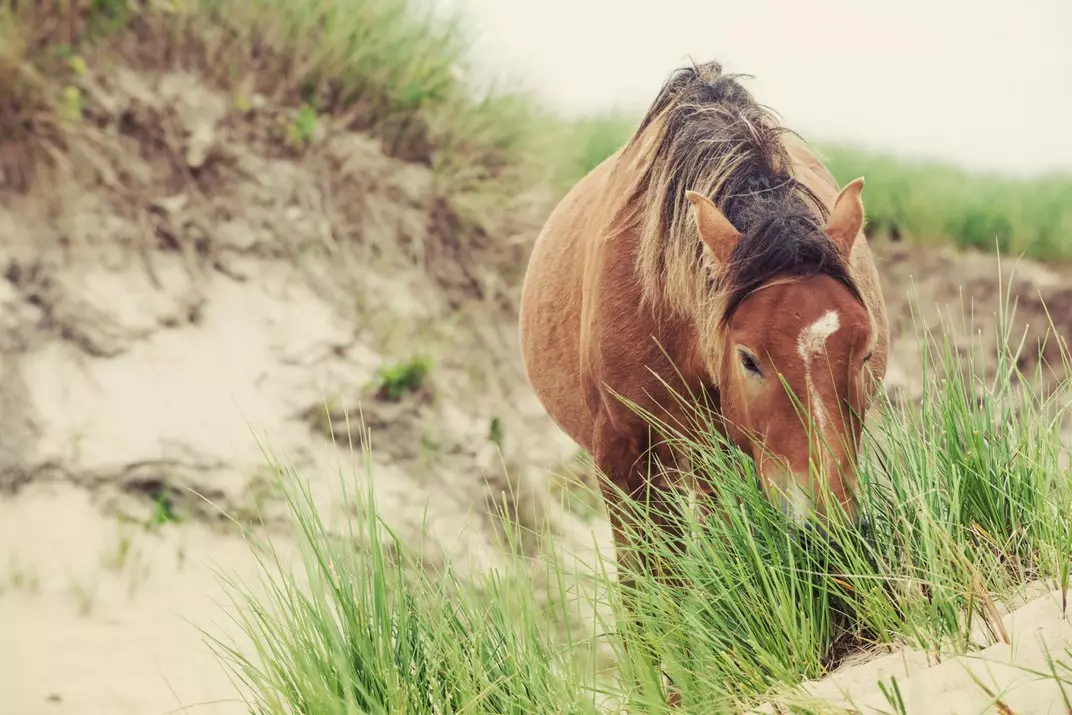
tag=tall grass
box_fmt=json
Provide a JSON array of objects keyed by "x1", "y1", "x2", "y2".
[
  {"x1": 211, "y1": 288, "x2": 1072, "y2": 714},
  {"x1": 207, "y1": 439, "x2": 610, "y2": 715},
  {"x1": 821, "y1": 145, "x2": 1072, "y2": 261},
  {"x1": 607, "y1": 292, "x2": 1072, "y2": 708}
]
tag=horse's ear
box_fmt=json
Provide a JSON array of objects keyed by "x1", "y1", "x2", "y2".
[
  {"x1": 825, "y1": 177, "x2": 866, "y2": 255},
  {"x1": 685, "y1": 190, "x2": 740, "y2": 263}
]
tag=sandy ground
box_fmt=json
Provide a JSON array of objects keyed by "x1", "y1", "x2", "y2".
[
  {"x1": 0, "y1": 487, "x2": 254, "y2": 715},
  {"x1": 3, "y1": 63, "x2": 1072, "y2": 715},
  {"x1": 796, "y1": 584, "x2": 1072, "y2": 713}
]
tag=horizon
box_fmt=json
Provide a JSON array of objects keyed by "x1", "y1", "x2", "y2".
[{"x1": 449, "y1": 0, "x2": 1072, "y2": 178}]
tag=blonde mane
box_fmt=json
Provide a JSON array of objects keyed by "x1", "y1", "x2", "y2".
[{"x1": 614, "y1": 61, "x2": 858, "y2": 371}]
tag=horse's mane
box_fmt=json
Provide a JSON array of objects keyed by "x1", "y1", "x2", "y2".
[{"x1": 620, "y1": 60, "x2": 861, "y2": 346}]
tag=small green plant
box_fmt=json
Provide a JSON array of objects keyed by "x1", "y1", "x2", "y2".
[
  {"x1": 286, "y1": 103, "x2": 318, "y2": 148},
  {"x1": 488, "y1": 416, "x2": 504, "y2": 448},
  {"x1": 150, "y1": 488, "x2": 179, "y2": 526},
  {"x1": 373, "y1": 355, "x2": 431, "y2": 402}
]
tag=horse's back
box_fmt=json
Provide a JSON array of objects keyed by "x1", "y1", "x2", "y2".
[{"x1": 519, "y1": 151, "x2": 621, "y2": 450}]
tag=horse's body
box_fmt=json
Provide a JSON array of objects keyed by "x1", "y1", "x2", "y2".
[{"x1": 519, "y1": 62, "x2": 890, "y2": 576}]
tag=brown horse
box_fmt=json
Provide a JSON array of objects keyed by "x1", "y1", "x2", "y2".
[{"x1": 519, "y1": 61, "x2": 889, "y2": 595}]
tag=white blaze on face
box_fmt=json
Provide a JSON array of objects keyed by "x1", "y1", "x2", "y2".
[{"x1": 796, "y1": 309, "x2": 841, "y2": 439}]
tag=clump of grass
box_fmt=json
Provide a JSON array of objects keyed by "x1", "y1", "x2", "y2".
[
  {"x1": 150, "y1": 488, "x2": 180, "y2": 526},
  {"x1": 211, "y1": 279, "x2": 1072, "y2": 713},
  {"x1": 821, "y1": 145, "x2": 1072, "y2": 260},
  {"x1": 373, "y1": 355, "x2": 431, "y2": 402},
  {"x1": 286, "y1": 102, "x2": 319, "y2": 149},
  {"x1": 488, "y1": 416, "x2": 504, "y2": 448},
  {"x1": 206, "y1": 440, "x2": 607, "y2": 715}
]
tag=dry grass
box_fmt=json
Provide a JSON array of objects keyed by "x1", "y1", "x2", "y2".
[
  {"x1": 0, "y1": 2, "x2": 72, "y2": 190},
  {"x1": 0, "y1": 0, "x2": 547, "y2": 193},
  {"x1": 0, "y1": 0, "x2": 566, "y2": 313}
]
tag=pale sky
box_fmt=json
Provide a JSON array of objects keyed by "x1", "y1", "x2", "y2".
[{"x1": 451, "y1": 0, "x2": 1072, "y2": 176}]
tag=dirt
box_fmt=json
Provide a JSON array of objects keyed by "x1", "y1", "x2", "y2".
[
  {"x1": 874, "y1": 240, "x2": 1072, "y2": 405},
  {"x1": 2, "y1": 62, "x2": 1072, "y2": 715}
]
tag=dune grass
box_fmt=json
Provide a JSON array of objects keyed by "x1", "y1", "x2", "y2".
[
  {"x1": 820, "y1": 146, "x2": 1072, "y2": 262},
  {"x1": 209, "y1": 286, "x2": 1072, "y2": 714},
  {"x1": 0, "y1": 0, "x2": 564, "y2": 210}
]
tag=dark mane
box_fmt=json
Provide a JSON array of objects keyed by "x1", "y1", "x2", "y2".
[{"x1": 624, "y1": 59, "x2": 861, "y2": 323}]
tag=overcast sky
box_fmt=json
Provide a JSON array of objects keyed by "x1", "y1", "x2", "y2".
[{"x1": 451, "y1": 0, "x2": 1072, "y2": 176}]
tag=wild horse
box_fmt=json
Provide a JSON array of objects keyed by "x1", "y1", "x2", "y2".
[{"x1": 519, "y1": 59, "x2": 890, "y2": 702}]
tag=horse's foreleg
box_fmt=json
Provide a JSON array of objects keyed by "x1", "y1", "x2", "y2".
[
  {"x1": 593, "y1": 420, "x2": 686, "y2": 707},
  {"x1": 591, "y1": 424, "x2": 649, "y2": 597}
]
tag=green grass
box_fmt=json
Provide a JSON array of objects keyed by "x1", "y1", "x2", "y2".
[
  {"x1": 541, "y1": 110, "x2": 637, "y2": 193},
  {"x1": 373, "y1": 355, "x2": 432, "y2": 402},
  {"x1": 208, "y1": 440, "x2": 608, "y2": 715},
  {"x1": 209, "y1": 287, "x2": 1072, "y2": 714},
  {"x1": 821, "y1": 145, "x2": 1072, "y2": 261}
]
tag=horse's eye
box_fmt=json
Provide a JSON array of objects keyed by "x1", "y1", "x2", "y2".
[{"x1": 739, "y1": 350, "x2": 762, "y2": 377}]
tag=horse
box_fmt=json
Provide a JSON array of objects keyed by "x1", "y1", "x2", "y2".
[{"x1": 518, "y1": 60, "x2": 890, "y2": 674}]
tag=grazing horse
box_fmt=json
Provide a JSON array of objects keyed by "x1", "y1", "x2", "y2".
[{"x1": 519, "y1": 61, "x2": 890, "y2": 597}]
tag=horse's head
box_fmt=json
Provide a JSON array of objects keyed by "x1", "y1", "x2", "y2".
[{"x1": 685, "y1": 179, "x2": 875, "y2": 527}]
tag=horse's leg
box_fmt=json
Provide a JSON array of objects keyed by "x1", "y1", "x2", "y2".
[
  {"x1": 646, "y1": 438, "x2": 692, "y2": 588},
  {"x1": 643, "y1": 439, "x2": 692, "y2": 708},
  {"x1": 593, "y1": 419, "x2": 686, "y2": 707}
]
